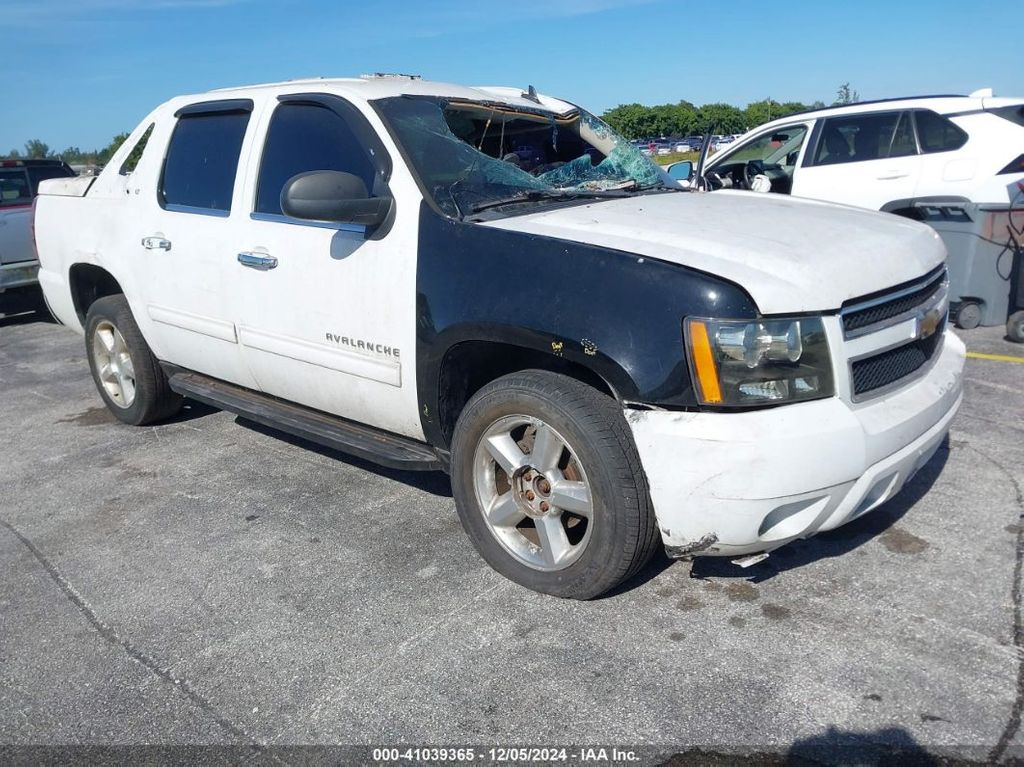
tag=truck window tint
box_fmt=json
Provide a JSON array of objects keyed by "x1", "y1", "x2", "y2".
[
  {"x1": 915, "y1": 110, "x2": 968, "y2": 153},
  {"x1": 255, "y1": 103, "x2": 375, "y2": 216},
  {"x1": 27, "y1": 165, "x2": 75, "y2": 195},
  {"x1": 161, "y1": 111, "x2": 249, "y2": 212},
  {"x1": 119, "y1": 124, "x2": 154, "y2": 175},
  {"x1": 814, "y1": 111, "x2": 914, "y2": 165},
  {"x1": 0, "y1": 169, "x2": 31, "y2": 206}
]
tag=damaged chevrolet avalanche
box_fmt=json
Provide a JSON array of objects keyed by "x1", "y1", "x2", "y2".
[{"x1": 33, "y1": 75, "x2": 964, "y2": 598}]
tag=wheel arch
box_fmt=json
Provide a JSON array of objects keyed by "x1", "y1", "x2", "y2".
[
  {"x1": 427, "y1": 330, "x2": 633, "y2": 450},
  {"x1": 413, "y1": 202, "x2": 759, "y2": 450},
  {"x1": 68, "y1": 263, "x2": 124, "y2": 326}
]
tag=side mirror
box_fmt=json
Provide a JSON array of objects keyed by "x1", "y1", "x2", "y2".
[
  {"x1": 666, "y1": 160, "x2": 693, "y2": 181},
  {"x1": 281, "y1": 170, "x2": 393, "y2": 227}
]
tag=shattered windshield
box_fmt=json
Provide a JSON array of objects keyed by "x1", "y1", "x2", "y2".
[{"x1": 374, "y1": 95, "x2": 673, "y2": 218}]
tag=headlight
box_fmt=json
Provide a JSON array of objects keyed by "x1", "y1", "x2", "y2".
[{"x1": 684, "y1": 316, "x2": 834, "y2": 407}]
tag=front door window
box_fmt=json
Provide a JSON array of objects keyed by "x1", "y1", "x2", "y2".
[{"x1": 709, "y1": 125, "x2": 809, "y2": 194}]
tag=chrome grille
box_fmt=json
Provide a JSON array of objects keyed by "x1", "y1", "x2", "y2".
[
  {"x1": 851, "y1": 319, "x2": 945, "y2": 397},
  {"x1": 841, "y1": 267, "x2": 947, "y2": 338},
  {"x1": 843, "y1": 268, "x2": 950, "y2": 401}
]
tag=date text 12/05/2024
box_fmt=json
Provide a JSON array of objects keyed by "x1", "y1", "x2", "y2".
[{"x1": 371, "y1": 746, "x2": 641, "y2": 762}]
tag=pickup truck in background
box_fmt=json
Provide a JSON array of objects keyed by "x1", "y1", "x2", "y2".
[
  {"x1": 0, "y1": 159, "x2": 76, "y2": 300},
  {"x1": 34, "y1": 76, "x2": 964, "y2": 599}
]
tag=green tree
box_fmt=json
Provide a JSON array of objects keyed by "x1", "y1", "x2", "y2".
[
  {"x1": 24, "y1": 139, "x2": 51, "y2": 159},
  {"x1": 603, "y1": 100, "x2": 698, "y2": 139},
  {"x1": 743, "y1": 99, "x2": 778, "y2": 128},
  {"x1": 654, "y1": 102, "x2": 698, "y2": 137},
  {"x1": 834, "y1": 83, "x2": 860, "y2": 105},
  {"x1": 743, "y1": 99, "x2": 811, "y2": 130},
  {"x1": 602, "y1": 103, "x2": 650, "y2": 139},
  {"x1": 778, "y1": 101, "x2": 810, "y2": 116},
  {"x1": 695, "y1": 103, "x2": 746, "y2": 134},
  {"x1": 98, "y1": 132, "x2": 130, "y2": 164},
  {"x1": 6, "y1": 148, "x2": 21, "y2": 159},
  {"x1": 59, "y1": 146, "x2": 84, "y2": 164}
]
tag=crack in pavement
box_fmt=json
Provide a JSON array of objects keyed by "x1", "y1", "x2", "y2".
[
  {"x1": 0, "y1": 515, "x2": 261, "y2": 750},
  {"x1": 967, "y1": 446, "x2": 1024, "y2": 764}
]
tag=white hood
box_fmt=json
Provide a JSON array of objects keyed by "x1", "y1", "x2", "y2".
[{"x1": 481, "y1": 190, "x2": 946, "y2": 314}]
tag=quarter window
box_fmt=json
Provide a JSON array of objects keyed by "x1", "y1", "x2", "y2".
[
  {"x1": 120, "y1": 124, "x2": 154, "y2": 175},
  {"x1": 914, "y1": 110, "x2": 968, "y2": 153},
  {"x1": 991, "y1": 105, "x2": 1024, "y2": 127},
  {"x1": 255, "y1": 102, "x2": 376, "y2": 216},
  {"x1": 160, "y1": 111, "x2": 250, "y2": 213},
  {"x1": 814, "y1": 111, "x2": 915, "y2": 165}
]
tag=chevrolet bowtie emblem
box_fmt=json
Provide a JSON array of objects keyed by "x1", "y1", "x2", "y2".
[{"x1": 917, "y1": 307, "x2": 942, "y2": 340}]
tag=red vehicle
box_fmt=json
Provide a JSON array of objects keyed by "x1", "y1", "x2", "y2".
[{"x1": 1, "y1": 159, "x2": 76, "y2": 297}]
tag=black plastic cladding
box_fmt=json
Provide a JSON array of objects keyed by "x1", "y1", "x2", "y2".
[{"x1": 414, "y1": 202, "x2": 758, "y2": 448}]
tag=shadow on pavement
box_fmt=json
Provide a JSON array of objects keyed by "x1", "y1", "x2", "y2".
[
  {"x1": 689, "y1": 437, "x2": 951, "y2": 584},
  {"x1": 236, "y1": 417, "x2": 455, "y2": 498},
  {"x1": 662, "y1": 725, "x2": 958, "y2": 765},
  {"x1": 0, "y1": 287, "x2": 57, "y2": 328},
  {"x1": 170, "y1": 399, "x2": 951, "y2": 596},
  {"x1": 161, "y1": 399, "x2": 220, "y2": 425}
]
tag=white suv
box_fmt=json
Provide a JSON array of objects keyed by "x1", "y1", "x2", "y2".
[
  {"x1": 682, "y1": 89, "x2": 1023, "y2": 211},
  {"x1": 671, "y1": 90, "x2": 1024, "y2": 330}
]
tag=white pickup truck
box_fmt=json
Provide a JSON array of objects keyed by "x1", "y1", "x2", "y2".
[
  {"x1": 35, "y1": 76, "x2": 964, "y2": 599},
  {"x1": 0, "y1": 159, "x2": 75, "y2": 299}
]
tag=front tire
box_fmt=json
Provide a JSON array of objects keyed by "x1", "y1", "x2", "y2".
[
  {"x1": 451, "y1": 370, "x2": 659, "y2": 599},
  {"x1": 84, "y1": 295, "x2": 182, "y2": 425}
]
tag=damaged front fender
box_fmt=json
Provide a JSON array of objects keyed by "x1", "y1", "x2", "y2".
[{"x1": 663, "y1": 532, "x2": 719, "y2": 559}]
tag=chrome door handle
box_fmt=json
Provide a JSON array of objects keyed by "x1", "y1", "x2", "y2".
[
  {"x1": 238, "y1": 251, "x2": 278, "y2": 270},
  {"x1": 142, "y1": 236, "x2": 172, "y2": 251}
]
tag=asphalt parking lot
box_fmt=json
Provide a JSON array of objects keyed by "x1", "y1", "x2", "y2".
[{"x1": 1, "y1": 292, "x2": 1023, "y2": 763}]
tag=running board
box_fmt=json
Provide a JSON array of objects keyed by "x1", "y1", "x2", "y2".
[{"x1": 167, "y1": 371, "x2": 443, "y2": 472}]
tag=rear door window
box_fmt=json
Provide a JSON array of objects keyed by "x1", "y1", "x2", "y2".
[
  {"x1": 0, "y1": 169, "x2": 31, "y2": 207},
  {"x1": 255, "y1": 102, "x2": 376, "y2": 216},
  {"x1": 914, "y1": 110, "x2": 969, "y2": 153},
  {"x1": 160, "y1": 110, "x2": 250, "y2": 213},
  {"x1": 814, "y1": 111, "x2": 916, "y2": 165}
]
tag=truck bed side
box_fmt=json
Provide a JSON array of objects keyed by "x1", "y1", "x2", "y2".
[{"x1": 35, "y1": 118, "x2": 159, "y2": 333}]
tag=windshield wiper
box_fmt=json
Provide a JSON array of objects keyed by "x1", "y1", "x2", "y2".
[
  {"x1": 469, "y1": 189, "x2": 630, "y2": 214},
  {"x1": 636, "y1": 181, "x2": 684, "y2": 192}
]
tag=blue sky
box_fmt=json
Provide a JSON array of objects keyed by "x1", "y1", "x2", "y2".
[{"x1": 3, "y1": 0, "x2": 1019, "y2": 153}]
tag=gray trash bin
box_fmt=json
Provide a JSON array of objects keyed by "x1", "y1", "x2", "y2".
[
  {"x1": 1009, "y1": 230, "x2": 1024, "y2": 342},
  {"x1": 915, "y1": 199, "x2": 1024, "y2": 329}
]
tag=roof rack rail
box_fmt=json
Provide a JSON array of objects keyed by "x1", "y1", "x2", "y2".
[
  {"x1": 360, "y1": 72, "x2": 421, "y2": 80},
  {"x1": 782, "y1": 94, "x2": 967, "y2": 119}
]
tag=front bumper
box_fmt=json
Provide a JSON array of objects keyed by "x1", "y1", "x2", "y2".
[
  {"x1": 0, "y1": 260, "x2": 39, "y2": 292},
  {"x1": 627, "y1": 330, "x2": 965, "y2": 558}
]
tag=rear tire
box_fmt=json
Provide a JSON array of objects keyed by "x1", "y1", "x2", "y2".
[
  {"x1": 84, "y1": 294, "x2": 182, "y2": 425},
  {"x1": 451, "y1": 370, "x2": 659, "y2": 599},
  {"x1": 1008, "y1": 310, "x2": 1024, "y2": 343}
]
